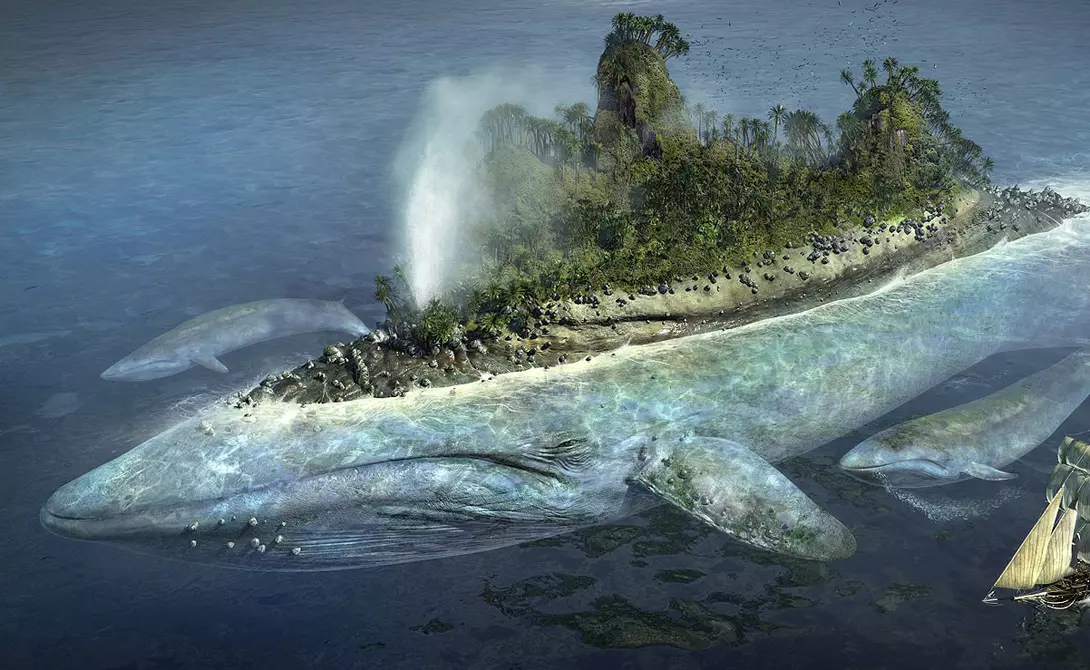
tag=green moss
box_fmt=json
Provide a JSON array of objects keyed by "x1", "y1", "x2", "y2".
[
  {"x1": 780, "y1": 523, "x2": 823, "y2": 553},
  {"x1": 654, "y1": 568, "x2": 706, "y2": 584},
  {"x1": 540, "y1": 595, "x2": 744, "y2": 650},
  {"x1": 410, "y1": 618, "x2": 455, "y2": 634},
  {"x1": 481, "y1": 573, "x2": 598, "y2": 619},
  {"x1": 874, "y1": 583, "x2": 932, "y2": 614},
  {"x1": 521, "y1": 523, "x2": 644, "y2": 558},
  {"x1": 597, "y1": 40, "x2": 687, "y2": 131},
  {"x1": 633, "y1": 504, "x2": 715, "y2": 558}
]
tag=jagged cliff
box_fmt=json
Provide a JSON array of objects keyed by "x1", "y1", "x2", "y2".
[{"x1": 595, "y1": 41, "x2": 687, "y2": 158}]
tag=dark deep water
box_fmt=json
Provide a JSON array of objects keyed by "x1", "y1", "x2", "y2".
[{"x1": 3, "y1": 0, "x2": 1090, "y2": 667}]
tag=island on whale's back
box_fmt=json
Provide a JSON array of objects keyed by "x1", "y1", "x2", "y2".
[{"x1": 244, "y1": 12, "x2": 1087, "y2": 408}]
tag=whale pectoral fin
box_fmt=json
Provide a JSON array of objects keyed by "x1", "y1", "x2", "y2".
[
  {"x1": 192, "y1": 355, "x2": 229, "y2": 374},
  {"x1": 962, "y1": 461, "x2": 1017, "y2": 481},
  {"x1": 630, "y1": 435, "x2": 856, "y2": 561}
]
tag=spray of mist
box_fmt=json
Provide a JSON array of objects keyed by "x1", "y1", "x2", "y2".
[{"x1": 394, "y1": 68, "x2": 593, "y2": 308}]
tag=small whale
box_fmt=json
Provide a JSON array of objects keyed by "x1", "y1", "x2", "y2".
[
  {"x1": 37, "y1": 392, "x2": 81, "y2": 419},
  {"x1": 101, "y1": 299, "x2": 370, "y2": 382},
  {"x1": 0, "y1": 330, "x2": 71, "y2": 350},
  {"x1": 840, "y1": 349, "x2": 1090, "y2": 488}
]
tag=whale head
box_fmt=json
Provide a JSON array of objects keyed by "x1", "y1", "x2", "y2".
[
  {"x1": 839, "y1": 448, "x2": 958, "y2": 488},
  {"x1": 837, "y1": 420, "x2": 970, "y2": 489},
  {"x1": 40, "y1": 401, "x2": 634, "y2": 571},
  {"x1": 100, "y1": 352, "x2": 193, "y2": 381}
]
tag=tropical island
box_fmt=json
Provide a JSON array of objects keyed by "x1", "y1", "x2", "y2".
[{"x1": 244, "y1": 12, "x2": 1086, "y2": 407}]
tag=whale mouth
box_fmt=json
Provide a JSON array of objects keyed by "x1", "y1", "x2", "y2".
[
  {"x1": 40, "y1": 491, "x2": 179, "y2": 541},
  {"x1": 839, "y1": 458, "x2": 953, "y2": 488},
  {"x1": 40, "y1": 505, "x2": 113, "y2": 540}
]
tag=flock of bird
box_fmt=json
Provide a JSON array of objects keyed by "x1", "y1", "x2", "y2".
[{"x1": 672, "y1": 0, "x2": 987, "y2": 119}]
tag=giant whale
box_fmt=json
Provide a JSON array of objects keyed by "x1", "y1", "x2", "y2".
[{"x1": 42, "y1": 215, "x2": 1090, "y2": 570}]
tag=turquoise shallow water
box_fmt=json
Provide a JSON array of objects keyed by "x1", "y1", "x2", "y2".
[{"x1": 2, "y1": 0, "x2": 1090, "y2": 667}]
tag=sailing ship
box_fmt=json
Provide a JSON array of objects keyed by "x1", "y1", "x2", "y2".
[{"x1": 984, "y1": 436, "x2": 1090, "y2": 609}]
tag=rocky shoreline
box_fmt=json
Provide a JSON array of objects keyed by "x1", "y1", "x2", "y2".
[{"x1": 240, "y1": 186, "x2": 1086, "y2": 408}]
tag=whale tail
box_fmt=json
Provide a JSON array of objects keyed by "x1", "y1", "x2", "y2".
[{"x1": 331, "y1": 299, "x2": 371, "y2": 338}]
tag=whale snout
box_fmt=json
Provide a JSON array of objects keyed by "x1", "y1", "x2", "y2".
[
  {"x1": 40, "y1": 450, "x2": 183, "y2": 540},
  {"x1": 40, "y1": 477, "x2": 112, "y2": 539},
  {"x1": 99, "y1": 362, "x2": 128, "y2": 381},
  {"x1": 99, "y1": 355, "x2": 189, "y2": 382},
  {"x1": 837, "y1": 449, "x2": 878, "y2": 472}
]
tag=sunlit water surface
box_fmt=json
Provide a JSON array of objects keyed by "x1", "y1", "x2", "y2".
[{"x1": 2, "y1": 0, "x2": 1089, "y2": 667}]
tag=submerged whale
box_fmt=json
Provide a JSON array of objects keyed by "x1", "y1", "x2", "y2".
[
  {"x1": 43, "y1": 215, "x2": 1090, "y2": 571},
  {"x1": 101, "y1": 299, "x2": 371, "y2": 382},
  {"x1": 840, "y1": 348, "x2": 1090, "y2": 488}
]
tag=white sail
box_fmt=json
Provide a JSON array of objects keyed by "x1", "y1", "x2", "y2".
[
  {"x1": 1038, "y1": 508, "x2": 1078, "y2": 585},
  {"x1": 992, "y1": 492, "x2": 1064, "y2": 591}
]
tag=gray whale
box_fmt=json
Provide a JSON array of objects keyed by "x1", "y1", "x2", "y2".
[{"x1": 101, "y1": 299, "x2": 370, "y2": 381}]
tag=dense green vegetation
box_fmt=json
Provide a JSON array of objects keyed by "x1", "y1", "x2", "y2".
[{"x1": 376, "y1": 12, "x2": 993, "y2": 347}]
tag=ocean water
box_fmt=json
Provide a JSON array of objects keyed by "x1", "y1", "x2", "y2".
[{"x1": 2, "y1": 0, "x2": 1090, "y2": 667}]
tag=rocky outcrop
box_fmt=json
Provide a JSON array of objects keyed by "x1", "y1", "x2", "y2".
[
  {"x1": 238, "y1": 186, "x2": 1086, "y2": 409},
  {"x1": 594, "y1": 40, "x2": 687, "y2": 159}
]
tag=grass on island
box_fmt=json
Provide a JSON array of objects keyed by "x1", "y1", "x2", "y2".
[{"x1": 376, "y1": 12, "x2": 993, "y2": 351}]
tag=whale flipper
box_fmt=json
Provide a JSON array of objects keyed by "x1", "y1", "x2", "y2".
[
  {"x1": 193, "y1": 354, "x2": 229, "y2": 374},
  {"x1": 963, "y1": 462, "x2": 1017, "y2": 481},
  {"x1": 631, "y1": 435, "x2": 856, "y2": 561}
]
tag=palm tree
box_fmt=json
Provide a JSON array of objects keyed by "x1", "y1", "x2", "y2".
[
  {"x1": 477, "y1": 106, "x2": 504, "y2": 153},
  {"x1": 693, "y1": 102, "x2": 705, "y2": 142},
  {"x1": 862, "y1": 59, "x2": 879, "y2": 90},
  {"x1": 554, "y1": 126, "x2": 581, "y2": 166},
  {"x1": 554, "y1": 103, "x2": 572, "y2": 131},
  {"x1": 768, "y1": 104, "x2": 786, "y2": 144},
  {"x1": 568, "y1": 102, "x2": 591, "y2": 138},
  {"x1": 756, "y1": 119, "x2": 773, "y2": 151},
  {"x1": 375, "y1": 264, "x2": 414, "y2": 316},
  {"x1": 706, "y1": 109, "x2": 719, "y2": 143},
  {"x1": 840, "y1": 68, "x2": 860, "y2": 97},
  {"x1": 981, "y1": 156, "x2": 995, "y2": 172},
  {"x1": 820, "y1": 122, "x2": 836, "y2": 162},
  {"x1": 782, "y1": 110, "x2": 802, "y2": 151},
  {"x1": 653, "y1": 15, "x2": 673, "y2": 50},
  {"x1": 482, "y1": 280, "x2": 508, "y2": 310},
  {"x1": 607, "y1": 12, "x2": 689, "y2": 61},
  {"x1": 524, "y1": 116, "x2": 544, "y2": 155},
  {"x1": 611, "y1": 12, "x2": 635, "y2": 40},
  {"x1": 374, "y1": 275, "x2": 394, "y2": 313},
  {"x1": 883, "y1": 56, "x2": 900, "y2": 86},
  {"x1": 836, "y1": 110, "x2": 862, "y2": 148},
  {"x1": 800, "y1": 110, "x2": 826, "y2": 162},
  {"x1": 783, "y1": 109, "x2": 824, "y2": 164},
  {"x1": 481, "y1": 311, "x2": 508, "y2": 336},
  {"x1": 722, "y1": 113, "x2": 735, "y2": 142},
  {"x1": 925, "y1": 107, "x2": 951, "y2": 136}
]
